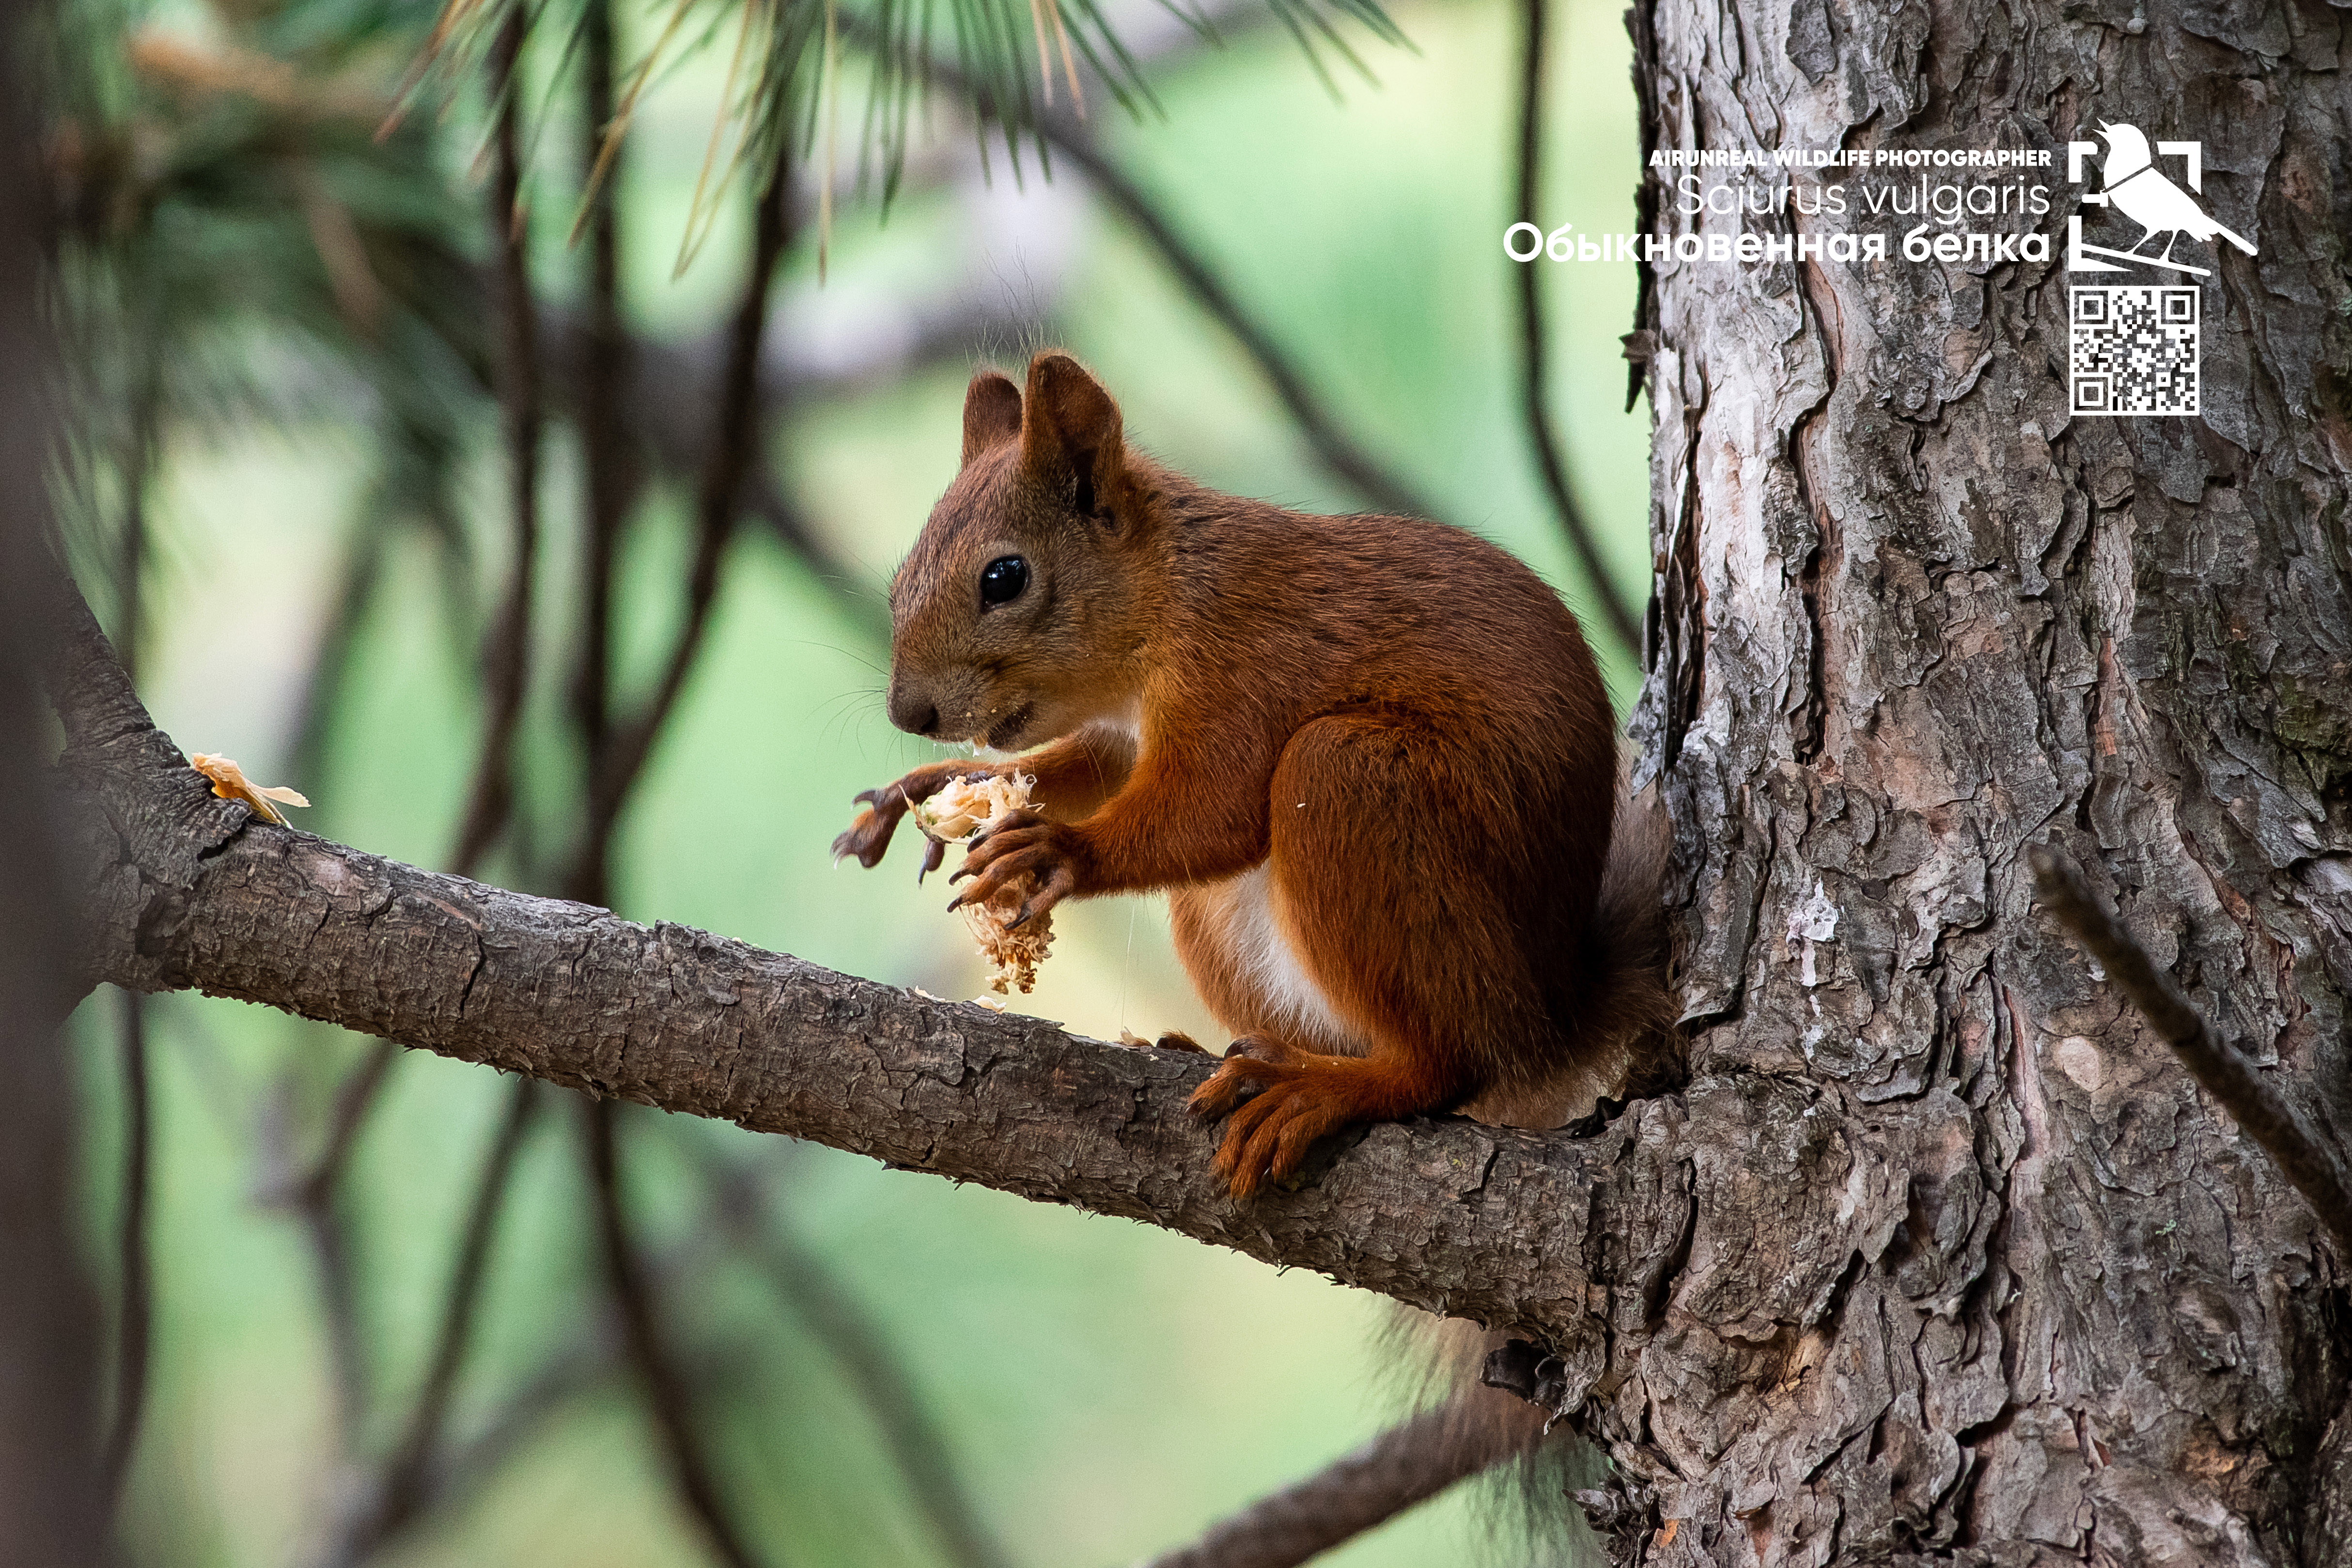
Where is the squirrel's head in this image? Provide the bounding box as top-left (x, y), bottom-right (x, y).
top-left (884, 351), bottom-right (1154, 752)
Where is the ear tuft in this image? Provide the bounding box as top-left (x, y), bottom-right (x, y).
top-left (961, 371), bottom-right (1023, 468)
top-left (1020, 351), bottom-right (1125, 522)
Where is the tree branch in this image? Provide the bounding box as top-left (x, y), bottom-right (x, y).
top-left (1138, 1403), bottom-right (1531, 1568)
top-left (54, 575), bottom-right (1681, 1354)
top-left (2028, 843), bottom-right (2352, 1251)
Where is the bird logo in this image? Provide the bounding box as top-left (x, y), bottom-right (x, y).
top-left (2068, 122), bottom-right (2255, 276)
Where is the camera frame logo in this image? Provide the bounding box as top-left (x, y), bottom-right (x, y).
top-left (2064, 121), bottom-right (2255, 419)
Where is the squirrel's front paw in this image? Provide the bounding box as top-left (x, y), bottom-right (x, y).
top-left (832, 763), bottom-right (975, 874)
top-left (947, 809), bottom-right (1085, 928)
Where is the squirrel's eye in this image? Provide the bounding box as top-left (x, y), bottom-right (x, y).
top-left (979, 555), bottom-right (1029, 606)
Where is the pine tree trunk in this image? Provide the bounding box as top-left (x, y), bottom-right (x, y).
top-left (1608, 3), bottom-right (2352, 1563)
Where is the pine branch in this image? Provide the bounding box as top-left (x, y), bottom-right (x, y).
top-left (278, 10), bottom-right (554, 1486)
top-left (890, 36), bottom-right (1443, 527)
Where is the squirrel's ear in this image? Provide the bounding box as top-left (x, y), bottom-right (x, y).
top-left (1020, 351), bottom-right (1124, 524)
top-left (960, 371), bottom-right (1023, 468)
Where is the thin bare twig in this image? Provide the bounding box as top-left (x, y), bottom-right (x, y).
top-left (288, 1040), bottom-right (403, 1208)
top-left (586, 1099), bottom-right (773, 1568)
top-left (2028, 843), bottom-right (2352, 1250)
top-left (570, 156), bottom-right (794, 903)
top-left (1031, 135), bottom-right (1433, 523)
top-left (101, 382), bottom-right (157, 1513)
top-left (1139, 1402), bottom-right (1533, 1568)
top-left (261, 1031), bottom-right (397, 1434)
top-left (574, 0), bottom-right (629, 771)
top-left (451, 0), bottom-right (544, 877)
top-left (101, 989), bottom-right (152, 1508)
top-left (1511, 0), bottom-right (1639, 656)
top-left (285, 516), bottom-right (391, 790)
top-left (701, 1155), bottom-right (1011, 1568)
top-left (319, 1076), bottom-right (540, 1567)
top-left (419, 1338), bottom-right (610, 1515)
top-left (254, 1074), bottom-right (375, 1439)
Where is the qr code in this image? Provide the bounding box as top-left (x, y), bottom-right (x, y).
top-left (2071, 286), bottom-right (2199, 416)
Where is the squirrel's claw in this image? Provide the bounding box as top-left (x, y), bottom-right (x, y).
top-left (1186, 1037), bottom-right (1339, 1197)
top-left (1005, 862), bottom-right (1077, 930)
top-left (832, 805), bottom-right (903, 869)
top-left (946, 818), bottom-right (1078, 919)
top-left (915, 835), bottom-right (946, 884)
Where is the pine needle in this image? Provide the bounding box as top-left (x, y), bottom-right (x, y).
top-left (818, 0), bottom-right (838, 283)
top-left (1023, 0), bottom-right (1052, 106)
top-left (671, 0), bottom-right (763, 277)
top-left (1047, 0), bottom-right (1082, 119)
top-left (575, 0), bottom-right (701, 235)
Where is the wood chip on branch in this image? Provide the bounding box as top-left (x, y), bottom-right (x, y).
top-left (190, 754), bottom-right (311, 826)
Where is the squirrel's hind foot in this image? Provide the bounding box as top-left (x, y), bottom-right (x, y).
top-left (1189, 1040), bottom-right (1433, 1199)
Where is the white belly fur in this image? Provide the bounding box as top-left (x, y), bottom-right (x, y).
top-left (1198, 863), bottom-right (1365, 1054)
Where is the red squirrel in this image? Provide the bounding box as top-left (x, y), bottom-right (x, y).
top-left (834, 351), bottom-right (1674, 1197)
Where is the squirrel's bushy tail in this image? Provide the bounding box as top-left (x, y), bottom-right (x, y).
top-left (1459, 779), bottom-right (1682, 1131)
top-left (1583, 780), bottom-right (1683, 1102)
top-left (1396, 780), bottom-right (1683, 1555)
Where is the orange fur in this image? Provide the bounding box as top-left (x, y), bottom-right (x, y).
top-left (834, 351), bottom-right (1674, 1196)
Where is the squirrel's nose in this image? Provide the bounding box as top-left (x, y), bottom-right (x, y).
top-left (887, 683), bottom-right (940, 738)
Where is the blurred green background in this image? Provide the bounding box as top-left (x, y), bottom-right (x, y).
top-left (65, 0), bottom-right (1653, 1560)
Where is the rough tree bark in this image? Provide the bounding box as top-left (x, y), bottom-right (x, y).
top-left (2, 0), bottom-right (105, 1560)
top-left (1612, 1), bottom-right (2352, 1564)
